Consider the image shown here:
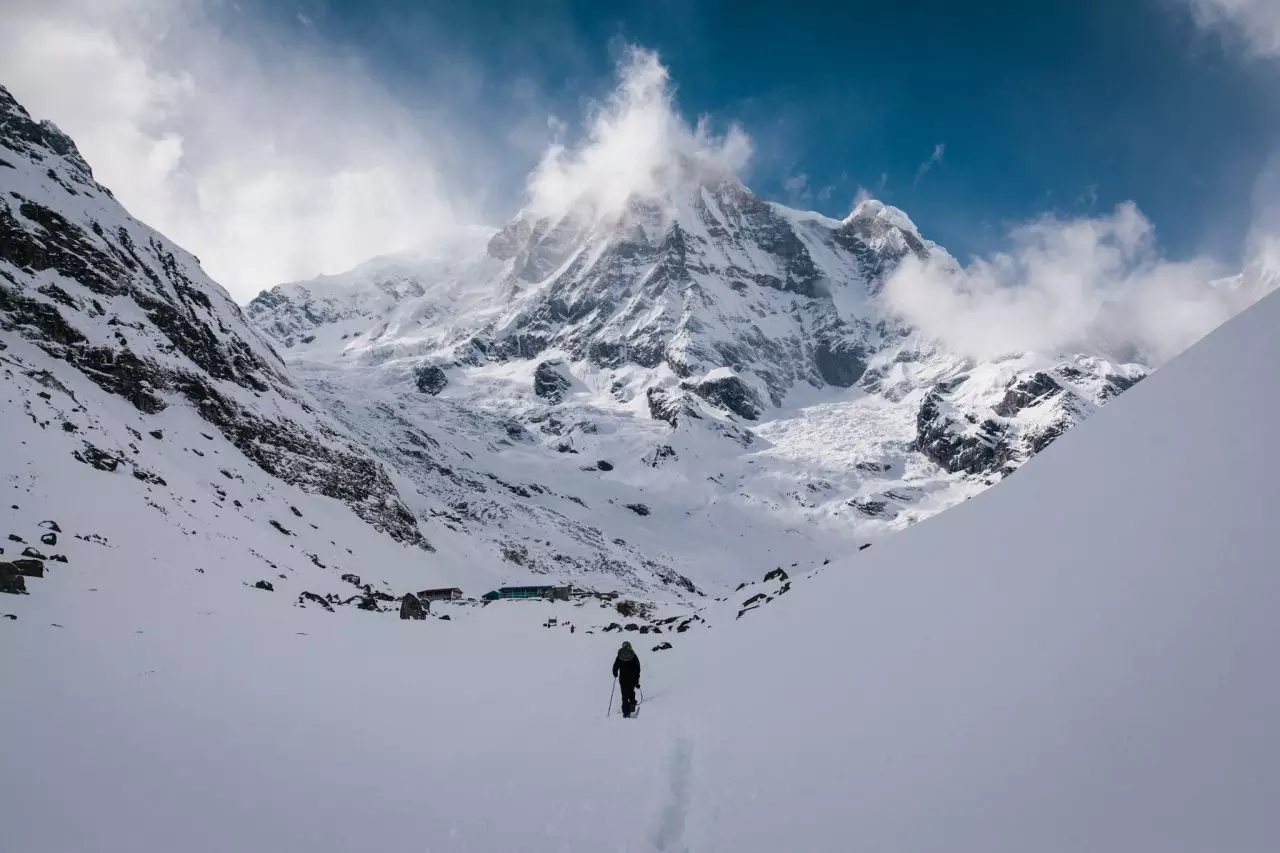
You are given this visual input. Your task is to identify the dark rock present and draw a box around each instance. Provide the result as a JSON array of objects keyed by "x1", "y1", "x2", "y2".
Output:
[
  {"x1": 652, "y1": 642, "x2": 673, "y2": 652},
  {"x1": 1100, "y1": 371, "x2": 1144, "y2": 402},
  {"x1": 269, "y1": 520, "x2": 294, "y2": 536},
  {"x1": 149, "y1": 430, "x2": 163, "y2": 440},
  {"x1": 533, "y1": 361, "x2": 572, "y2": 404},
  {"x1": 438, "y1": 614, "x2": 451, "y2": 621},
  {"x1": 2, "y1": 614, "x2": 15, "y2": 620},
  {"x1": 596, "y1": 460, "x2": 614, "y2": 471},
  {"x1": 859, "y1": 543, "x2": 872, "y2": 551},
  {"x1": 8, "y1": 558, "x2": 44, "y2": 578},
  {"x1": 356, "y1": 595, "x2": 381, "y2": 612},
  {"x1": 645, "y1": 445, "x2": 678, "y2": 468},
  {"x1": 764, "y1": 567, "x2": 789, "y2": 583},
  {"x1": 646, "y1": 387, "x2": 686, "y2": 427},
  {"x1": 814, "y1": 340, "x2": 867, "y2": 388},
  {"x1": 399, "y1": 592, "x2": 426, "y2": 620},
  {"x1": 676, "y1": 622, "x2": 691, "y2": 633},
  {"x1": 253, "y1": 580, "x2": 274, "y2": 591},
  {"x1": 623, "y1": 623, "x2": 639, "y2": 632},
  {"x1": 297, "y1": 591, "x2": 334, "y2": 612},
  {"x1": 915, "y1": 390, "x2": 1004, "y2": 475},
  {"x1": 131, "y1": 466, "x2": 166, "y2": 486},
  {"x1": 289, "y1": 506, "x2": 303, "y2": 517},
  {"x1": 38, "y1": 520, "x2": 60, "y2": 532},
  {"x1": 743, "y1": 593, "x2": 767, "y2": 607},
  {"x1": 72, "y1": 443, "x2": 120, "y2": 472},
  {"x1": 7, "y1": 534, "x2": 23, "y2": 543},
  {"x1": 624, "y1": 503, "x2": 651, "y2": 517},
  {"x1": 603, "y1": 623, "x2": 622, "y2": 632},
  {"x1": 21, "y1": 547, "x2": 45, "y2": 559},
  {"x1": 639, "y1": 625, "x2": 651, "y2": 634},
  {"x1": 848, "y1": 498, "x2": 894, "y2": 519},
  {"x1": 993, "y1": 372, "x2": 1061, "y2": 418},
  {"x1": 0, "y1": 564, "x2": 26, "y2": 595},
  {"x1": 681, "y1": 373, "x2": 762, "y2": 421},
  {"x1": 414, "y1": 364, "x2": 448, "y2": 396},
  {"x1": 49, "y1": 554, "x2": 68, "y2": 563},
  {"x1": 340, "y1": 573, "x2": 361, "y2": 586}
]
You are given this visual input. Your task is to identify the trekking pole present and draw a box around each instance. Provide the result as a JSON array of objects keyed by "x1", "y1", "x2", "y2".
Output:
[{"x1": 607, "y1": 676, "x2": 617, "y2": 718}]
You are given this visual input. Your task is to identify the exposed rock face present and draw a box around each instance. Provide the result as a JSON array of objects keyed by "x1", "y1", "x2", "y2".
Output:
[
  {"x1": 533, "y1": 361, "x2": 572, "y2": 403},
  {"x1": 993, "y1": 372, "x2": 1061, "y2": 418},
  {"x1": 681, "y1": 373, "x2": 762, "y2": 421},
  {"x1": 414, "y1": 365, "x2": 448, "y2": 396},
  {"x1": 0, "y1": 85, "x2": 428, "y2": 550}
]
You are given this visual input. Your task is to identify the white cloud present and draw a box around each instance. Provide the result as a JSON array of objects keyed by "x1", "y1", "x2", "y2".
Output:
[
  {"x1": 882, "y1": 203, "x2": 1265, "y2": 365},
  {"x1": 0, "y1": 0, "x2": 489, "y2": 300},
  {"x1": 912, "y1": 143, "x2": 945, "y2": 188},
  {"x1": 525, "y1": 47, "x2": 752, "y2": 222},
  {"x1": 1186, "y1": 0, "x2": 1280, "y2": 57}
]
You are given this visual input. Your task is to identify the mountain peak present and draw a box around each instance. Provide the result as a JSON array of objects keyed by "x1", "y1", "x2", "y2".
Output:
[{"x1": 844, "y1": 198, "x2": 921, "y2": 237}]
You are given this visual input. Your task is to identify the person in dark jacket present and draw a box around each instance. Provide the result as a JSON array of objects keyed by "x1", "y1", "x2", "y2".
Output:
[{"x1": 612, "y1": 641, "x2": 641, "y2": 718}]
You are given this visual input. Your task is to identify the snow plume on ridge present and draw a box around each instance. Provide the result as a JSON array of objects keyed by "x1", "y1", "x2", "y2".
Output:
[
  {"x1": 0, "y1": 0, "x2": 484, "y2": 300},
  {"x1": 882, "y1": 202, "x2": 1266, "y2": 365},
  {"x1": 525, "y1": 47, "x2": 753, "y2": 221}
]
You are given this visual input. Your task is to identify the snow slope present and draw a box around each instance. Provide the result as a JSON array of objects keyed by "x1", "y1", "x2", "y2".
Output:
[{"x1": 5, "y1": 268, "x2": 1277, "y2": 850}]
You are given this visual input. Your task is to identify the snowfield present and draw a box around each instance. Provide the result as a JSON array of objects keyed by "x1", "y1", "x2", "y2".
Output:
[
  {"x1": 3, "y1": 76, "x2": 1278, "y2": 853},
  {"x1": 5, "y1": 289, "x2": 1277, "y2": 852}
]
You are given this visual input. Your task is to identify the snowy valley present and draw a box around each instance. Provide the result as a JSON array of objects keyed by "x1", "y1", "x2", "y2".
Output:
[{"x1": 3, "y1": 71, "x2": 1279, "y2": 853}]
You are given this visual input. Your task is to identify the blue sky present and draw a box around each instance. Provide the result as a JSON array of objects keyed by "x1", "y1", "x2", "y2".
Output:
[
  {"x1": 273, "y1": 0, "x2": 1280, "y2": 265},
  {"x1": 3, "y1": 0, "x2": 1277, "y2": 295}
]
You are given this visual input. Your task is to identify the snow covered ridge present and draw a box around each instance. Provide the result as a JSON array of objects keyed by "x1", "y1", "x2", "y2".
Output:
[
  {"x1": 244, "y1": 134, "x2": 1161, "y2": 589},
  {"x1": 0, "y1": 85, "x2": 427, "y2": 550}
]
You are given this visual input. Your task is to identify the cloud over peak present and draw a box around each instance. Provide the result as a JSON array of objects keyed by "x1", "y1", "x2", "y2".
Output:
[
  {"x1": 882, "y1": 203, "x2": 1264, "y2": 365},
  {"x1": 525, "y1": 47, "x2": 752, "y2": 221}
]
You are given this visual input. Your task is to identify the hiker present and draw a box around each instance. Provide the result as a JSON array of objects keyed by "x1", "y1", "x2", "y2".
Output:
[{"x1": 612, "y1": 641, "x2": 641, "y2": 718}]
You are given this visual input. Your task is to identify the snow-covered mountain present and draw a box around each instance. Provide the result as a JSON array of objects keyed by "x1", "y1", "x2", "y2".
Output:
[
  {"x1": 246, "y1": 158, "x2": 1150, "y2": 591},
  {"x1": 7, "y1": 243, "x2": 1277, "y2": 852},
  {"x1": 0, "y1": 84, "x2": 462, "y2": 606}
]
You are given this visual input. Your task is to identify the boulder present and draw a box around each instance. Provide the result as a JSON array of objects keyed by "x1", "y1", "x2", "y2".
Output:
[
  {"x1": 0, "y1": 564, "x2": 27, "y2": 595},
  {"x1": 652, "y1": 642, "x2": 674, "y2": 652},
  {"x1": 21, "y1": 547, "x2": 45, "y2": 560},
  {"x1": 40, "y1": 532, "x2": 57, "y2": 546},
  {"x1": 414, "y1": 365, "x2": 448, "y2": 396},
  {"x1": 596, "y1": 460, "x2": 614, "y2": 472},
  {"x1": 399, "y1": 593, "x2": 426, "y2": 621},
  {"x1": 253, "y1": 580, "x2": 274, "y2": 592},
  {"x1": 764, "y1": 567, "x2": 789, "y2": 583},
  {"x1": 625, "y1": 503, "x2": 651, "y2": 517},
  {"x1": 340, "y1": 573, "x2": 361, "y2": 586},
  {"x1": 357, "y1": 596, "x2": 381, "y2": 612},
  {"x1": 10, "y1": 559, "x2": 44, "y2": 578}
]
